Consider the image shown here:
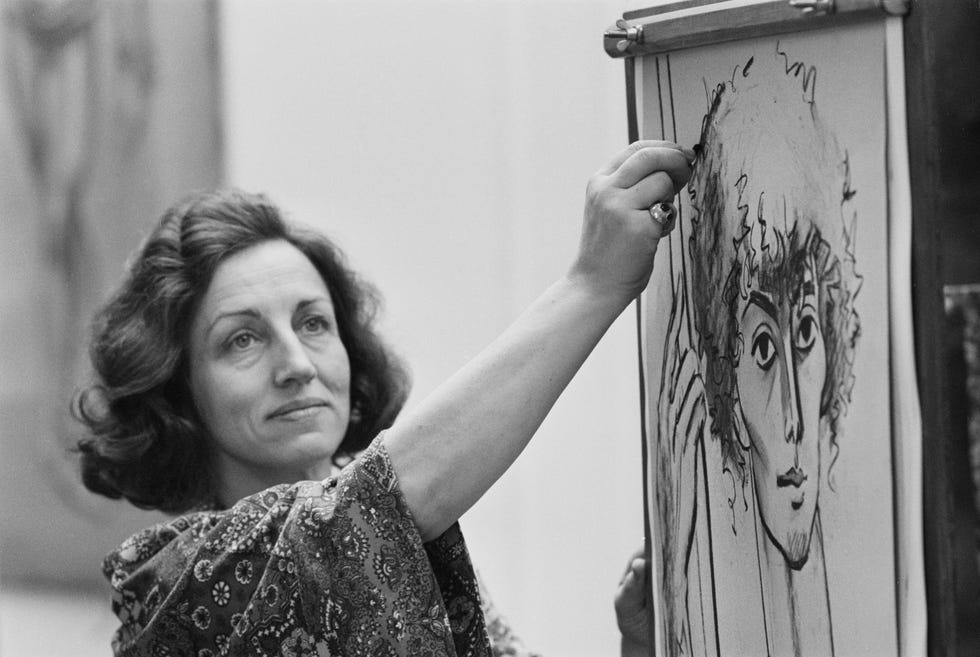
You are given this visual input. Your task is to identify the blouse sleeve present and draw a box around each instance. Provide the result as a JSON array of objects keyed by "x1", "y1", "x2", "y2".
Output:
[{"x1": 103, "y1": 435, "x2": 493, "y2": 657}]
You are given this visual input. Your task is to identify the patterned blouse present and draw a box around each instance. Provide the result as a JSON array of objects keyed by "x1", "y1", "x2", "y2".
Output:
[{"x1": 103, "y1": 436, "x2": 539, "y2": 657}]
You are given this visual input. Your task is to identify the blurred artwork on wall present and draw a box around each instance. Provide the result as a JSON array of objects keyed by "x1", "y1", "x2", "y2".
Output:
[{"x1": 0, "y1": 0, "x2": 223, "y2": 589}]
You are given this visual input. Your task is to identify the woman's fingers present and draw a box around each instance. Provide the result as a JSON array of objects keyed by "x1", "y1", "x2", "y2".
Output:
[
  {"x1": 618, "y1": 547, "x2": 647, "y2": 585},
  {"x1": 572, "y1": 142, "x2": 691, "y2": 305},
  {"x1": 599, "y1": 140, "x2": 691, "y2": 176},
  {"x1": 615, "y1": 551, "x2": 650, "y2": 644},
  {"x1": 627, "y1": 171, "x2": 676, "y2": 214},
  {"x1": 611, "y1": 145, "x2": 694, "y2": 193}
]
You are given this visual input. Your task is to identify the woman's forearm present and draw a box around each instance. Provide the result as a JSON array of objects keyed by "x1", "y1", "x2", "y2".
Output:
[
  {"x1": 386, "y1": 272, "x2": 631, "y2": 541},
  {"x1": 385, "y1": 142, "x2": 694, "y2": 541}
]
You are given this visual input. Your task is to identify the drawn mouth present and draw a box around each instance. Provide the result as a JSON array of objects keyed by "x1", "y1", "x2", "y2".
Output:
[
  {"x1": 776, "y1": 467, "x2": 807, "y2": 489},
  {"x1": 791, "y1": 492, "x2": 805, "y2": 511}
]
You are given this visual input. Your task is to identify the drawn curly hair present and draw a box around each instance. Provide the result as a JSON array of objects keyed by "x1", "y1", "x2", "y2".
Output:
[
  {"x1": 686, "y1": 44, "x2": 862, "y2": 486},
  {"x1": 74, "y1": 190, "x2": 410, "y2": 512}
]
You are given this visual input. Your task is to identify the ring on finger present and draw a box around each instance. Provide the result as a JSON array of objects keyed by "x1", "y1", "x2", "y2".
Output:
[{"x1": 648, "y1": 201, "x2": 677, "y2": 232}]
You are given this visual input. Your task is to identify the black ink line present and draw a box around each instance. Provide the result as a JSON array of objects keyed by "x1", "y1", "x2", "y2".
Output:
[
  {"x1": 649, "y1": 56, "x2": 669, "y2": 654},
  {"x1": 752, "y1": 467, "x2": 774, "y2": 657},
  {"x1": 657, "y1": 58, "x2": 666, "y2": 145},
  {"x1": 667, "y1": 52, "x2": 721, "y2": 657},
  {"x1": 699, "y1": 429, "x2": 721, "y2": 657},
  {"x1": 819, "y1": 515, "x2": 837, "y2": 657},
  {"x1": 625, "y1": 54, "x2": 656, "y2": 653},
  {"x1": 635, "y1": 288, "x2": 655, "y2": 651},
  {"x1": 789, "y1": 564, "x2": 802, "y2": 656},
  {"x1": 723, "y1": 466, "x2": 738, "y2": 534},
  {"x1": 887, "y1": 221, "x2": 901, "y2": 657},
  {"x1": 667, "y1": 53, "x2": 690, "y2": 348},
  {"x1": 696, "y1": 529, "x2": 708, "y2": 652},
  {"x1": 625, "y1": 58, "x2": 640, "y2": 145},
  {"x1": 842, "y1": 151, "x2": 857, "y2": 202},
  {"x1": 657, "y1": 57, "x2": 677, "y2": 296},
  {"x1": 775, "y1": 40, "x2": 817, "y2": 111}
]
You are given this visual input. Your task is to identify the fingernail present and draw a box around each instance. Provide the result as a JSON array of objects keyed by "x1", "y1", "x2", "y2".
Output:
[{"x1": 681, "y1": 147, "x2": 696, "y2": 161}]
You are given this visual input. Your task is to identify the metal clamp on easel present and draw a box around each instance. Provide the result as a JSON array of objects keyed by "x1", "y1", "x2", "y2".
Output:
[{"x1": 604, "y1": 19, "x2": 644, "y2": 54}]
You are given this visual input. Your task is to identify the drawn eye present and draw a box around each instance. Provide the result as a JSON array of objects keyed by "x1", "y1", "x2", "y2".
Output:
[
  {"x1": 795, "y1": 315, "x2": 818, "y2": 354},
  {"x1": 751, "y1": 332, "x2": 777, "y2": 371}
]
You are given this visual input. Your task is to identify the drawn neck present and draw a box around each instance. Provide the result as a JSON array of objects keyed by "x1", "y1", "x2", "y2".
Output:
[{"x1": 756, "y1": 508, "x2": 834, "y2": 657}]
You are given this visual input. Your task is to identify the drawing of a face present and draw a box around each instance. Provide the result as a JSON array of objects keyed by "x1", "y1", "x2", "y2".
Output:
[
  {"x1": 736, "y1": 256, "x2": 826, "y2": 569},
  {"x1": 686, "y1": 48, "x2": 862, "y2": 583}
]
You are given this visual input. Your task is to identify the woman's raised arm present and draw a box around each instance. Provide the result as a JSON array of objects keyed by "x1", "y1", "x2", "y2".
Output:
[{"x1": 385, "y1": 142, "x2": 695, "y2": 541}]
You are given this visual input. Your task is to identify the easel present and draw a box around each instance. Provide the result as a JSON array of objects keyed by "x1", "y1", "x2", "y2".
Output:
[{"x1": 604, "y1": 1, "x2": 980, "y2": 655}]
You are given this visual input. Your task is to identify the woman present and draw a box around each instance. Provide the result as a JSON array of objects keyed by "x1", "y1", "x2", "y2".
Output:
[{"x1": 75, "y1": 141, "x2": 693, "y2": 656}]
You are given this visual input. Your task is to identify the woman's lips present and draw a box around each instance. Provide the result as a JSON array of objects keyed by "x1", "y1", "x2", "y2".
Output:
[{"x1": 267, "y1": 398, "x2": 328, "y2": 420}]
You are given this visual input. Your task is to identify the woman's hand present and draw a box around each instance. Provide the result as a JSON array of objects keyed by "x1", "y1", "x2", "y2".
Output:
[
  {"x1": 656, "y1": 281, "x2": 705, "y2": 654},
  {"x1": 615, "y1": 545, "x2": 650, "y2": 657},
  {"x1": 571, "y1": 141, "x2": 695, "y2": 306}
]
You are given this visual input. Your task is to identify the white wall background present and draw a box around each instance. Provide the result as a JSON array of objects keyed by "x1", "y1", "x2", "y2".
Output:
[
  {"x1": 0, "y1": 1, "x2": 650, "y2": 655},
  {"x1": 219, "y1": 1, "x2": 644, "y2": 654}
]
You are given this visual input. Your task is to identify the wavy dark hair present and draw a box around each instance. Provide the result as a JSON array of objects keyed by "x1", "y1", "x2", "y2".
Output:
[{"x1": 74, "y1": 189, "x2": 410, "y2": 513}]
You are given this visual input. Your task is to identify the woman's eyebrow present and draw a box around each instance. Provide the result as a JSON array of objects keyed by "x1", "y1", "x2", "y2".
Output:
[
  {"x1": 296, "y1": 296, "x2": 330, "y2": 309},
  {"x1": 294, "y1": 297, "x2": 335, "y2": 317},
  {"x1": 206, "y1": 308, "x2": 261, "y2": 336}
]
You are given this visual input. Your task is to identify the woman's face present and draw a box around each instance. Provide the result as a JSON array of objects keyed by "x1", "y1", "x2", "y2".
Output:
[
  {"x1": 188, "y1": 239, "x2": 351, "y2": 497},
  {"x1": 735, "y1": 256, "x2": 826, "y2": 569}
]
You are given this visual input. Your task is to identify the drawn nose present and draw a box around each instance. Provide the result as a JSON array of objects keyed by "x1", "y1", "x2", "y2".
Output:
[{"x1": 780, "y1": 333, "x2": 803, "y2": 447}]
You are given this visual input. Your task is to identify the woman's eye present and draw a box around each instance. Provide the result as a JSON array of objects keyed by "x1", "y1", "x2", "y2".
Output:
[
  {"x1": 229, "y1": 332, "x2": 257, "y2": 350},
  {"x1": 751, "y1": 332, "x2": 777, "y2": 371},
  {"x1": 301, "y1": 316, "x2": 329, "y2": 334},
  {"x1": 795, "y1": 315, "x2": 818, "y2": 353}
]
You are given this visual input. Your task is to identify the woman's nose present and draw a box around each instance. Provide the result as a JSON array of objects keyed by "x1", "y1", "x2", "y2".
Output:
[{"x1": 273, "y1": 332, "x2": 316, "y2": 387}]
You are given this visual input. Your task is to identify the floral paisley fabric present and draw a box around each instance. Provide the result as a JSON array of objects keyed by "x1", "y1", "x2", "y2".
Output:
[{"x1": 103, "y1": 436, "x2": 531, "y2": 657}]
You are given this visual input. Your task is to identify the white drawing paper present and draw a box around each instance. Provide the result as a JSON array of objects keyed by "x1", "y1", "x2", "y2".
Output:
[{"x1": 637, "y1": 21, "x2": 907, "y2": 657}]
